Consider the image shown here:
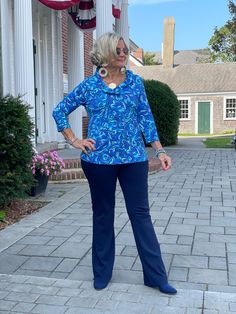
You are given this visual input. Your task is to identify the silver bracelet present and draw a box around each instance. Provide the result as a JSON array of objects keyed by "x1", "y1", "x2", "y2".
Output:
[
  {"x1": 155, "y1": 148, "x2": 166, "y2": 158},
  {"x1": 66, "y1": 137, "x2": 78, "y2": 146}
]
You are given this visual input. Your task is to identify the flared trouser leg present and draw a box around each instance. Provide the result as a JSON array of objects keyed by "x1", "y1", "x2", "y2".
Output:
[
  {"x1": 118, "y1": 161, "x2": 168, "y2": 287},
  {"x1": 81, "y1": 160, "x2": 117, "y2": 285}
]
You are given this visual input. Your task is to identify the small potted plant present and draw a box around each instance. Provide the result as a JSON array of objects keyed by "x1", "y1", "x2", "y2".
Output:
[{"x1": 30, "y1": 150, "x2": 65, "y2": 196}]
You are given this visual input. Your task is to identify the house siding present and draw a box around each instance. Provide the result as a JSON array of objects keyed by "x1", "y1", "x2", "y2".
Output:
[
  {"x1": 132, "y1": 63, "x2": 236, "y2": 135},
  {"x1": 179, "y1": 95, "x2": 236, "y2": 134}
]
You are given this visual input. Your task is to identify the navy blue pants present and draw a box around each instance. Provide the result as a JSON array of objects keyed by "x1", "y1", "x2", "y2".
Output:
[{"x1": 81, "y1": 159, "x2": 168, "y2": 287}]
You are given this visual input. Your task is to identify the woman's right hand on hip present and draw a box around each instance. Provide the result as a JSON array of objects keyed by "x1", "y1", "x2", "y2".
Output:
[{"x1": 72, "y1": 138, "x2": 96, "y2": 154}]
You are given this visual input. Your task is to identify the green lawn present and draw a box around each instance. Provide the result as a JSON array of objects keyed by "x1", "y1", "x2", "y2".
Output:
[
  {"x1": 203, "y1": 137, "x2": 235, "y2": 148},
  {"x1": 179, "y1": 132, "x2": 234, "y2": 137},
  {"x1": 179, "y1": 133, "x2": 215, "y2": 136}
]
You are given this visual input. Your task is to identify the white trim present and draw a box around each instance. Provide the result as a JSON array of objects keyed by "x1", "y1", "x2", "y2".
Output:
[
  {"x1": 33, "y1": 1, "x2": 43, "y2": 143},
  {"x1": 177, "y1": 92, "x2": 236, "y2": 97},
  {"x1": 14, "y1": 0, "x2": 35, "y2": 120},
  {"x1": 210, "y1": 100, "x2": 213, "y2": 134},
  {"x1": 34, "y1": 34, "x2": 42, "y2": 138},
  {"x1": 195, "y1": 100, "x2": 213, "y2": 134},
  {"x1": 178, "y1": 97, "x2": 191, "y2": 121},
  {"x1": 63, "y1": 73, "x2": 68, "y2": 94},
  {"x1": 0, "y1": 0, "x2": 14, "y2": 95},
  {"x1": 130, "y1": 54, "x2": 143, "y2": 66},
  {"x1": 195, "y1": 101, "x2": 198, "y2": 134},
  {"x1": 42, "y1": 17, "x2": 49, "y2": 142},
  {"x1": 223, "y1": 96, "x2": 236, "y2": 120}
]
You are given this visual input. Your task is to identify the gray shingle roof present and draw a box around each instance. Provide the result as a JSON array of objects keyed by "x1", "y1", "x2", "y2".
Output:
[
  {"x1": 132, "y1": 63, "x2": 236, "y2": 94},
  {"x1": 174, "y1": 49, "x2": 210, "y2": 65},
  {"x1": 150, "y1": 49, "x2": 210, "y2": 65}
]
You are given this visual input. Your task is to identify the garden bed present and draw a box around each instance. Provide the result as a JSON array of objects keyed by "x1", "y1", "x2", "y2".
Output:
[{"x1": 0, "y1": 200, "x2": 47, "y2": 231}]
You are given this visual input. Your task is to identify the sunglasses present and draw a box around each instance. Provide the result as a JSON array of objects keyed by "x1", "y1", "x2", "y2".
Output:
[{"x1": 116, "y1": 47, "x2": 129, "y2": 56}]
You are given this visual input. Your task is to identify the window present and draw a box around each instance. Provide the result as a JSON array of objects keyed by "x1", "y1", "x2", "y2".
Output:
[
  {"x1": 179, "y1": 99, "x2": 190, "y2": 119},
  {"x1": 225, "y1": 98, "x2": 236, "y2": 119}
]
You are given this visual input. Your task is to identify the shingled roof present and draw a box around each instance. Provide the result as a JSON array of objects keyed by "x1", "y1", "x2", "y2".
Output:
[
  {"x1": 150, "y1": 49, "x2": 210, "y2": 65},
  {"x1": 132, "y1": 62, "x2": 236, "y2": 94}
]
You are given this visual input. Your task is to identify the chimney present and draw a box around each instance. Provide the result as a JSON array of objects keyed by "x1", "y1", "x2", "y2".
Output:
[
  {"x1": 163, "y1": 17, "x2": 175, "y2": 68},
  {"x1": 134, "y1": 48, "x2": 144, "y2": 62}
]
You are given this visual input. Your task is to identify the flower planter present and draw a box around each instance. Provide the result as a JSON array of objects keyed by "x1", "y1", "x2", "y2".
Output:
[
  {"x1": 29, "y1": 172, "x2": 49, "y2": 196},
  {"x1": 30, "y1": 150, "x2": 65, "y2": 196}
]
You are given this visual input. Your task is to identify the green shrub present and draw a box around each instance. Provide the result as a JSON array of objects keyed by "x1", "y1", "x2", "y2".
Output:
[
  {"x1": 144, "y1": 80, "x2": 180, "y2": 146},
  {"x1": 0, "y1": 95, "x2": 34, "y2": 206}
]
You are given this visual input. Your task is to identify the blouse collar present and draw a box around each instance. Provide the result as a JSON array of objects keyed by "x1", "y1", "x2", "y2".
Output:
[{"x1": 95, "y1": 68, "x2": 133, "y2": 94}]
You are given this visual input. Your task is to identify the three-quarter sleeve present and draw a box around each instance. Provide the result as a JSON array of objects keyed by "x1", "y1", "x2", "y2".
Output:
[
  {"x1": 137, "y1": 77, "x2": 159, "y2": 143},
  {"x1": 52, "y1": 82, "x2": 86, "y2": 132}
]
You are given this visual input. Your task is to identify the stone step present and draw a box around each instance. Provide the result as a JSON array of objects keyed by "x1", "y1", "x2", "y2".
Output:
[
  {"x1": 49, "y1": 168, "x2": 85, "y2": 182},
  {"x1": 49, "y1": 158, "x2": 162, "y2": 182},
  {"x1": 1, "y1": 274, "x2": 235, "y2": 313},
  {"x1": 64, "y1": 159, "x2": 81, "y2": 169}
]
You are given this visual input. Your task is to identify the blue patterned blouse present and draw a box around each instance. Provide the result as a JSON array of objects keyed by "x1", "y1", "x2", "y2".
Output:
[{"x1": 52, "y1": 69, "x2": 159, "y2": 165}]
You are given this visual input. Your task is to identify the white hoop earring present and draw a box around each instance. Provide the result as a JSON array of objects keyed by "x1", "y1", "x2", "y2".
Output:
[{"x1": 98, "y1": 67, "x2": 108, "y2": 78}]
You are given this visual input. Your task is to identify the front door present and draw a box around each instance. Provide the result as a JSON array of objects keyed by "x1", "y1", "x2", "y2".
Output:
[{"x1": 198, "y1": 102, "x2": 210, "y2": 134}]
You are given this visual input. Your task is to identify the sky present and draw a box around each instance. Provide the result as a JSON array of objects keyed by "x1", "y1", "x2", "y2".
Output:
[{"x1": 128, "y1": 0, "x2": 231, "y2": 52}]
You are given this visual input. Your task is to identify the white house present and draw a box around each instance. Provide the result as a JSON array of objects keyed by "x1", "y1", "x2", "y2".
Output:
[
  {"x1": 0, "y1": 0, "x2": 129, "y2": 146},
  {"x1": 132, "y1": 17, "x2": 236, "y2": 135}
]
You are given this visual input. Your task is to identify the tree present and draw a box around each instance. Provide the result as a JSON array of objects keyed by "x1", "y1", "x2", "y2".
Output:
[
  {"x1": 208, "y1": 0, "x2": 236, "y2": 62},
  {"x1": 0, "y1": 95, "x2": 34, "y2": 206},
  {"x1": 143, "y1": 52, "x2": 159, "y2": 65}
]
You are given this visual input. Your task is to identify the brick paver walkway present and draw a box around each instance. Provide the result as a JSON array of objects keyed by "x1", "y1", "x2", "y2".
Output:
[{"x1": 0, "y1": 141, "x2": 236, "y2": 313}]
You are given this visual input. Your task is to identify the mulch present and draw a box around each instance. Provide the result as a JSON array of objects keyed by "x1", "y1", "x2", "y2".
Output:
[{"x1": 0, "y1": 200, "x2": 48, "y2": 231}]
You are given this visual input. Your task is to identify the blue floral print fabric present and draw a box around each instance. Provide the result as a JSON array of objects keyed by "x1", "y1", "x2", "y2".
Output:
[{"x1": 52, "y1": 69, "x2": 159, "y2": 165}]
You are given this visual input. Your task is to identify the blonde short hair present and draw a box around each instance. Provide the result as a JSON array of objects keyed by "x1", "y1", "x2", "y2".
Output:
[{"x1": 90, "y1": 32, "x2": 128, "y2": 66}]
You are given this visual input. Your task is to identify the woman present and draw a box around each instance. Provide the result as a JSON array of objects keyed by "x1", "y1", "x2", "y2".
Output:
[{"x1": 53, "y1": 32, "x2": 177, "y2": 294}]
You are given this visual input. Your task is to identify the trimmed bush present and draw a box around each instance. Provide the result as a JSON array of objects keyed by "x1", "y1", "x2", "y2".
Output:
[
  {"x1": 0, "y1": 95, "x2": 34, "y2": 206},
  {"x1": 144, "y1": 80, "x2": 180, "y2": 146}
]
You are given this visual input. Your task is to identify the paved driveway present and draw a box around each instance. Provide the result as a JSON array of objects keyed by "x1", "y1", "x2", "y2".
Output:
[{"x1": 0, "y1": 140, "x2": 236, "y2": 313}]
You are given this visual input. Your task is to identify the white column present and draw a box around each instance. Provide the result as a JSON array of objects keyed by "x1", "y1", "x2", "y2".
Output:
[
  {"x1": 50, "y1": 10, "x2": 64, "y2": 142},
  {"x1": 68, "y1": 16, "x2": 84, "y2": 139},
  {"x1": 96, "y1": 0, "x2": 113, "y2": 39},
  {"x1": 33, "y1": 3, "x2": 43, "y2": 143},
  {"x1": 42, "y1": 16, "x2": 49, "y2": 142},
  {"x1": 115, "y1": 0, "x2": 129, "y2": 47},
  {"x1": 56, "y1": 11, "x2": 63, "y2": 103},
  {"x1": 14, "y1": 0, "x2": 35, "y2": 120},
  {"x1": 0, "y1": 0, "x2": 10, "y2": 94},
  {"x1": 115, "y1": 0, "x2": 129, "y2": 68},
  {"x1": 0, "y1": 0, "x2": 14, "y2": 95}
]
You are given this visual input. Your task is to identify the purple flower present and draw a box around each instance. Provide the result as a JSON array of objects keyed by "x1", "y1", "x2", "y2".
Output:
[{"x1": 30, "y1": 150, "x2": 65, "y2": 176}]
